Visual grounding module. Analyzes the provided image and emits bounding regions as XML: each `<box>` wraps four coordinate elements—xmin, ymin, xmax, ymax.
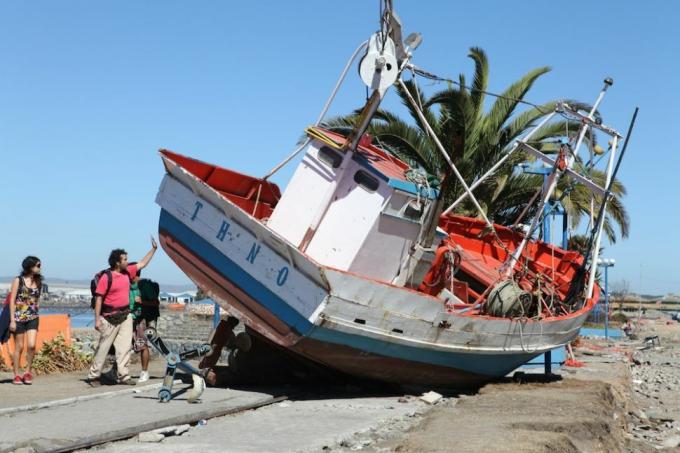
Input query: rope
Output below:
<box><xmin>516</xmin><ymin>316</ymin><xmax>544</xmax><ymax>353</ymax></box>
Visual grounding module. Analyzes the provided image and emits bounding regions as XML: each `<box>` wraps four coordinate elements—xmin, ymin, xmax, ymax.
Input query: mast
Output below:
<box><xmin>298</xmin><ymin>0</ymin><xmax>421</xmax><ymax>251</ymax></box>
<box><xmin>501</xmin><ymin>79</ymin><xmax>616</xmax><ymax>278</ymax></box>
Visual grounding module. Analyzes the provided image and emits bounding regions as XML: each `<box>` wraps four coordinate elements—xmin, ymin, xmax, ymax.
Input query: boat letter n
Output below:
<box><xmin>246</xmin><ymin>243</ymin><xmax>261</xmax><ymax>264</ymax></box>
<box><xmin>216</xmin><ymin>220</ymin><xmax>230</xmax><ymax>241</ymax></box>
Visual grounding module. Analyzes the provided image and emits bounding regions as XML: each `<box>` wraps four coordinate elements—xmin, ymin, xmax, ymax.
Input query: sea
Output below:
<box><xmin>42</xmin><ymin>307</ymin><xmax>94</xmax><ymax>329</ymax></box>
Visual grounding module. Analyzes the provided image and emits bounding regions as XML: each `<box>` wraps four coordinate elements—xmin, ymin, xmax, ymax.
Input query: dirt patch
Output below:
<box><xmin>376</xmin><ymin>378</ymin><xmax>631</xmax><ymax>453</ymax></box>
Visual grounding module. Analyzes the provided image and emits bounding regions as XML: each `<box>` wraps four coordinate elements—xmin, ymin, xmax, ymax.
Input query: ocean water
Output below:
<box><xmin>41</xmin><ymin>307</ymin><xmax>94</xmax><ymax>329</ymax></box>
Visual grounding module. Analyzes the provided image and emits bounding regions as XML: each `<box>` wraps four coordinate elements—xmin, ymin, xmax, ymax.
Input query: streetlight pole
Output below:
<box><xmin>598</xmin><ymin>258</ymin><xmax>616</xmax><ymax>339</ymax></box>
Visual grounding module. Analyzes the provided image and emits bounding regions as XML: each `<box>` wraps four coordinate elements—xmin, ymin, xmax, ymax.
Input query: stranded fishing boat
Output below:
<box><xmin>154</xmin><ymin>1</ymin><xmax>633</xmax><ymax>387</ymax></box>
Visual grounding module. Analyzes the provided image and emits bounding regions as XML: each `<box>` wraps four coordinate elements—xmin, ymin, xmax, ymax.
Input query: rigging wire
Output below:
<box><xmin>410</xmin><ymin>66</ymin><xmax>555</xmax><ymax>115</ymax></box>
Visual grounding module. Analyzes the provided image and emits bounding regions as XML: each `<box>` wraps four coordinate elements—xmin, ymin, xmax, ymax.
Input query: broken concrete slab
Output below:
<box><xmin>138</xmin><ymin>432</ymin><xmax>165</xmax><ymax>443</ymax></box>
<box><xmin>419</xmin><ymin>391</ymin><xmax>443</xmax><ymax>405</ymax></box>
<box><xmin>152</xmin><ymin>424</ymin><xmax>190</xmax><ymax>437</ymax></box>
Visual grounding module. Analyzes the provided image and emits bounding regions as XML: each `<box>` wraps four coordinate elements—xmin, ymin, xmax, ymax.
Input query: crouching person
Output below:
<box><xmin>87</xmin><ymin>240</ymin><xmax>157</xmax><ymax>386</ymax></box>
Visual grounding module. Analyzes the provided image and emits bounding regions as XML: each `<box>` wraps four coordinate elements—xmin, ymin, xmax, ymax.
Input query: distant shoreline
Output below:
<box><xmin>0</xmin><ymin>276</ymin><xmax>195</xmax><ymax>293</ymax></box>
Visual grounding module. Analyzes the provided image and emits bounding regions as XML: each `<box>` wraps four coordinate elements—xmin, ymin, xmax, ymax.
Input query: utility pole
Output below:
<box><xmin>598</xmin><ymin>258</ymin><xmax>615</xmax><ymax>339</ymax></box>
<box><xmin>638</xmin><ymin>264</ymin><xmax>643</xmax><ymax>323</ymax></box>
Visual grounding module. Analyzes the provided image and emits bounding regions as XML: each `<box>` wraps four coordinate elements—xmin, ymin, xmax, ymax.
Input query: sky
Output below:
<box><xmin>0</xmin><ymin>1</ymin><xmax>678</xmax><ymax>294</ymax></box>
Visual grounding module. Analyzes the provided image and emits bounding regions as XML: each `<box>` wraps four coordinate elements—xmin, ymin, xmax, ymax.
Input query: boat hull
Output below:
<box><xmin>159</xmin><ymin>226</ymin><xmax>536</xmax><ymax>388</ymax></box>
<box><xmin>155</xmin><ymin>156</ymin><xmax>597</xmax><ymax>388</ymax></box>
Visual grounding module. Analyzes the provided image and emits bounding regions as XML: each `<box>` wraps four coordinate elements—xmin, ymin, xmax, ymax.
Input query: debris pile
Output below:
<box><xmin>31</xmin><ymin>334</ymin><xmax>93</xmax><ymax>375</ymax></box>
<box><xmin>628</xmin><ymin>339</ymin><xmax>680</xmax><ymax>447</ymax></box>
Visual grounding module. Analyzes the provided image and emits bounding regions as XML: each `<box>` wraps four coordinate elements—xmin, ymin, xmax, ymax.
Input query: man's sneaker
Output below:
<box><xmin>22</xmin><ymin>371</ymin><xmax>33</xmax><ymax>385</ymax></box>
<box><xmin>12</xmin><ymin>375</ymin><xmax>23</xmax><ymax>385</ymax></box>
<box><xmin>119</xmin><ymin>378</ymin><xmax>136</xmax><ymax>386</ymax></box>
<box><xmin>86</xmin><ymin>378</ymin><xmax>101</xmax><ymax>387</ymax></box>
<box><xmin>138</xmin><ymin>371</ymin><xmax>150</xmax><ymax>383</ymax></box>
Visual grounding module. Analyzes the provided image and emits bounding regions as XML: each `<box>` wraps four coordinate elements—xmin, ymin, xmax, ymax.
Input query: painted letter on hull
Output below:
<box><xmin>156</xmin><ymin>175</ymin><xmax>328</xmax><ymax>335</ymax></box>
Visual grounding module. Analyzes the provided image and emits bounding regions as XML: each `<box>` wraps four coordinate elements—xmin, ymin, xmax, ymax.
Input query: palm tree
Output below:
<box><xmin>323</xmin><ymin>47</ymin><xmax>629</xmax><ymax>245</ymax></box>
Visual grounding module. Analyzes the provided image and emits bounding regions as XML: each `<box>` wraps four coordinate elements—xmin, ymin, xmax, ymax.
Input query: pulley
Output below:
<box><xmin>358</xmin><ymin>32</ymin><xmax>399</xmax><ymax>97</ymax></box>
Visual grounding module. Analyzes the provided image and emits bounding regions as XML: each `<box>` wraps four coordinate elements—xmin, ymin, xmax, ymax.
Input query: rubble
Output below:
<box><xmin>419</xmin><ymin>391</ymin><xmax>443</xmax><ymax>405</ymax></box>
<box><xmin>138</xmin><ymin>432</ymin><xmax>165</xmax><ymax>443</ymax></box>
<box><xmin>626</xmin><ymin>320</ymin><xmax>680</xmax><ymax>449</ymax></box>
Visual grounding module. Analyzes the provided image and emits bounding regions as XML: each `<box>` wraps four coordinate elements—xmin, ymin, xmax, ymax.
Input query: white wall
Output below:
<box><xmin>267</xmin><ymin>140</ymin><xmax>431</xmax><ymax>284</ymax></box>
<box><xmin>306</xmin><ymin>160</ymin><xmax>390</xmax><ymax>271</ymax></box>
<box><xmin>267</xmin><ymin>140</ymin><xmax>338</xmax><ymax>247</ymax></box>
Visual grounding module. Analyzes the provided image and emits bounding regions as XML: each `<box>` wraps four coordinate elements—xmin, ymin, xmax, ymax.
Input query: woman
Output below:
<box><xmin>8</xmin><ymin>256</ymin><xmax>43</xmax><ymax>385</ymax></box>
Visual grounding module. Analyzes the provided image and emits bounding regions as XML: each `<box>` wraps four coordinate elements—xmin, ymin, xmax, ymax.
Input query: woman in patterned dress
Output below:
<box><xmin>8</xmin><ymin>256</ymin><xmax>43</xmax><ymax>385</ymax></box>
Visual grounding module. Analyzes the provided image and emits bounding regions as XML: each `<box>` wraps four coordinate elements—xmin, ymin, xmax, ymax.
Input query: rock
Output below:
<box><xmin>14</xmin><ymin>448</ymin><xmax>36</xmax><ymax>453</ymax></box>
<box><xmin>138</xmin><ymin>432</ymin><xmax>165</xmax><ymax>443</ymax></box>
<box><xmin>419</xmin><ymin>391</ymin><xmax>443</xmax><ymax>405</ymax></box>
<box><xmin>648</xmin><ymin>411</ymin><xmax>675</xmax><ymax>423</ymax></box>
<box><xmin>632</xmin><ymin>410</ymin><xmax>649</xmax><ymax>420</ymax></box>
<box><xmin>662</xmin><ymin>435</ymin><xmax>680</xmax><ymax>448</ymax></box>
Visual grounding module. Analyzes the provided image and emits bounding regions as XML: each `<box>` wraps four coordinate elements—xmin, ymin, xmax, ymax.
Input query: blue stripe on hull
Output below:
<box><xmin>159</xmin><ymin>209</ymin><xmax>313</xmax><ymax>336</ymax></box>
<box><xmin>160</xmin><ymin>208</ymin><xmax>539</xmax><ymax>378</ymax></box>
<box><xmin>310</xmin><ymin>326</ymin><xmax>539</xmax><ymax>377</ymax></box>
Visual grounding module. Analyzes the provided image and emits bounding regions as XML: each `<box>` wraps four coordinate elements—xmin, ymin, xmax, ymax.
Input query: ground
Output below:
<box><xmin>2</xmin><ymin>317</ymin><xmax>680</xmax><ymax>452</ymax></box>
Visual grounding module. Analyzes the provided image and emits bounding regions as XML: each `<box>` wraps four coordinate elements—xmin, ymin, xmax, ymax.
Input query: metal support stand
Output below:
<box><xmin>145</xmin><ymin>327</ymin><xmax>212</xmax><ymax>403</ymax></box>
<box><xmin>521</xmin><ymin>166</ymin><xmax>567</xmax><ymax>375</ymax></box>
<box><xmin>213</xmin><ymin>301</ymin><xmax>221</xmax><ymax>329</ymax></box>
<box><xmin>544</xmin><ymin>350</ymin><xmax>552</xmax><ymax>375</ymax></box>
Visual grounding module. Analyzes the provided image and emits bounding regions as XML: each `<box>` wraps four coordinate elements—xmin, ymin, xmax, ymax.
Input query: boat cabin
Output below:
<box><xmin>267</xmin><ymin>127</ymin><xmax>439</xmax><ymax>283</ymax></box>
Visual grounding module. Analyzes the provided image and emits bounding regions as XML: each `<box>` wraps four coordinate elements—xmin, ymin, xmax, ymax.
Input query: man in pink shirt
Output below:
<box><xmin>87</xmin><ymin>238</ymin><xmax>158</xmax><ymax>386</ymax></box>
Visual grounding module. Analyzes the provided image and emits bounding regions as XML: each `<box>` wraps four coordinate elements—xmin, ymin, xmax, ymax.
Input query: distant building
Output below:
<box><xmin>159</xmin><ymin>290</ymin><xmax>197</xmax><ymax>304</ymax></box>
<box><xmin>174</xmin><ymin>292</ymin><xmax>195</xmax><ymax>303</ymax></box>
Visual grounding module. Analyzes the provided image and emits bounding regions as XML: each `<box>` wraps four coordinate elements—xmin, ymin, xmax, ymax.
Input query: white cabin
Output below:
<box><xmin>267</xmin><ymin>128</ymin><xmax>439</xmax><ymax>284</ymax></box>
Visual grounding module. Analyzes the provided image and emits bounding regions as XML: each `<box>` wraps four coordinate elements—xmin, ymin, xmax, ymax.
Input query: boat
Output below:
<box><xmin>154</xmin><ymin>1</ymin><xmax>630</xmax><ymax>388</ymax></box>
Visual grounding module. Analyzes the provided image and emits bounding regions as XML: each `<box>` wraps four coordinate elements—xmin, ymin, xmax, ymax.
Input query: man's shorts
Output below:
<box><xmin>133</xmin><ymin>317</ymin><xmax>157</xmax><ymax>352</ymax></box>
<box><xmin>15</xmin><ymin>317</ymin><xmax>39</xmax><ymax>334</ymax></box>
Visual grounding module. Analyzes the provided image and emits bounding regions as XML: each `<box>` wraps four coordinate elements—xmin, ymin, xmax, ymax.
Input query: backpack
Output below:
<box><xmin>90</xmin><ymin>270</ymin><xmax>113</xmax><ymax>309</ymax></box>
<box><xmin>3</xmin><ymin>276</ymin><xmax>24</xmax><ymax>306</ymax></box>
<box><xmin>138</xmin><ymin>278</ymin><xmax>160</xmax><ymax>304</ymax></box>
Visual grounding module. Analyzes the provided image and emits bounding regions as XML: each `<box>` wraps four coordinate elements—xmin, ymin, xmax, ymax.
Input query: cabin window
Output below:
<box><xmin>354</xmin><ymin>170</ymin><xmax>380</xmax><ymax>192</ymax></box>
<box><xmin>403</xmin><ymin>199</ymin><xmax>424</xmax><ymax>221</ymax></box>
<box><xmin>318</xmin><ymin>146</ymin><xmax>342</xmax><ymax>169</ymax></box>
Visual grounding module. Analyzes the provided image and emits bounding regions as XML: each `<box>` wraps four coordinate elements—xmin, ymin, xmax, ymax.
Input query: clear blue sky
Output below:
<box><xmin>0</xmin><ymin>1</ymin><xmax>677</xmax><ymax>294</ymax></box>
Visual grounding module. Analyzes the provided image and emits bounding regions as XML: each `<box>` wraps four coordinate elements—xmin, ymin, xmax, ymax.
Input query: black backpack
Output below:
<box><xmin>90</xmin><ymin>270</ymin><xmax>113</xmax><ymax>309</ymax></box>
<box><xmin>138</xmin><ymin>278</ymin><xmax>160</xmax><ymax>303</ymax></box>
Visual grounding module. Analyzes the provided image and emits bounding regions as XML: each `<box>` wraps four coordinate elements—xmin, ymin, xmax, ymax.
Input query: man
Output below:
<box><xmin>86</xmin><ymin>237</ymin><xmax>157</xmax><ymax>386</ymax></box>
<box><xmin>131</xmin><ymin>274</ymin><xmax>161</xmax><ymax>383</ymax></box>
